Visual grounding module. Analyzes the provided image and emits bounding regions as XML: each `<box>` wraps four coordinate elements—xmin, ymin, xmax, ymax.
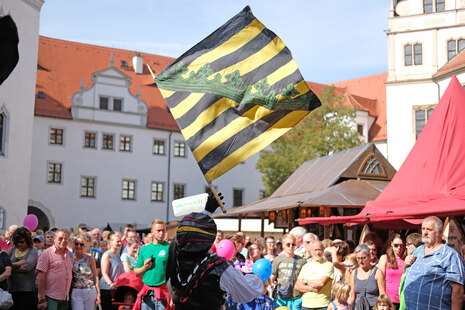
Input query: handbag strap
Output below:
<box><xmin>362</xmin><ymin>266</ymin><xmax>376</xmax><ymax>296</ymax></box>
<box><xmin>289</xmin><ymin>256</ymin><xmax>298</xmax><ymax>281</ymax></box>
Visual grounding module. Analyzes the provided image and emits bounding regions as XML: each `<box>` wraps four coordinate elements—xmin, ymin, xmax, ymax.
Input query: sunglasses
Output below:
<box><xmin>392</xmin><ymin>244</ymin><xmax>403</xmax><ymax>248</ymax></box>
<box><xmin>74</xmin><ymin>242</ymin><xmax>85</xmax><ymax>247</ymax></box>
<box><xmin>285</xmin><ymin>243</ymin><xmax>296</xmax><ymax>247</ymax></box>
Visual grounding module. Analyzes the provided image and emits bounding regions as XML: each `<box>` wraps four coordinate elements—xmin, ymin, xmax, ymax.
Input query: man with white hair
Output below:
<box><xmin>295</xmin><ymin>240</ymin><xmax>334</xmax><ymax>309</ymax></box>
<box><xmin>289</xmin><ymin>226</ymin><xmax>308</xmax><ymax>258</ymax></box>
<box><xmin>302</xmin><ymin>233</ymin><xmax>318</xmax><ymax>259</ymax></box>
<box><xmin>404</xmin><ymin>216</ymin><xmax>465</xmax><ymax>310</ymax></box>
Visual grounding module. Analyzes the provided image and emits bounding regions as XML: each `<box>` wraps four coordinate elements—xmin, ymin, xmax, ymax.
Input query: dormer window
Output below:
<box><xmin>99</xmin><ymin>97</ymin><xmax>108</xmax><ymax>110</ymax></box>
<box><xmin>121</xmin><ymin>60</ymin><xmax>128</xmax><ymax>68</ymax></box>
<box><xmin>359</xmin><ymin>154</ymin><xmax>387</xmax><ymax>177</ymax></box>
<box><xmin>113</xmin><ymin>98</ymin><xmax>122</xmax><ymax>111</ymax></box>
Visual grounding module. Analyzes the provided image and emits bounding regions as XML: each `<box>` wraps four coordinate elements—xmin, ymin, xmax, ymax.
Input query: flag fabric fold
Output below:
<box><xmin>155</xmin><ymin>6</ymin><xmax>321</xmax><ymax>182</ymax></box>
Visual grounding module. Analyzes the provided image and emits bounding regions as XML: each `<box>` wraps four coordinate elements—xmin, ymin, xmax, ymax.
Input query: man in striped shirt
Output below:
<box><xmin>404</xmin><ymin>216</ymin><xmax>465</xmax><ymax>310</ymax></box>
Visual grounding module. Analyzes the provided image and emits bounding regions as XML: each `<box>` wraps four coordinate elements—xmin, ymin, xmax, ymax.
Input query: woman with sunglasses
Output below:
<box><xmin>71</xmin><ymin>233</ymin><xmax>100</xmax><ymax>310</ymax></box>
<box><xmin>378</xmin><ymin>234</ymin><xmax>406</xmax><ymax>310</ymax></box>
<box><xmin>7</xmin><ymin>227</ymin><xmax>38</xmax><ymax>310</ymax></box>
<box><xmin>349</xmin><ymin>244</ymin><xmax>385</xmax><ymax>309</ymax></box>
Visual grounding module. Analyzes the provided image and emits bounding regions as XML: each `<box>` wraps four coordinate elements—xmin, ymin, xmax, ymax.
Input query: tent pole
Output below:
<box><xmin>261</xmin><ymin>212</ymin><xmax>265</xmax><ymax>237</ymax></box>
<box><xmin>238</xmin><ymin>214</ymin><xmax>242</xmax><ymax>232</ymax></box>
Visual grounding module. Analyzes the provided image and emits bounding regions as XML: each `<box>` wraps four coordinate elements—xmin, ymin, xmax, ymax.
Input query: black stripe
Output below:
<box><xmin>175</xmin><ymin>93</ymin><xmax>223</xmax><ymax>130</ymax></box>
<box><xmin>186</xmin><ymin>105</ymin><xmax>250</xmax><ymax>151</ymax></box>
<box><xmin>158</xmin><ymin>6</ymin><xmax>256</xmax><ymax>78</ymax></box>
<box><xmin>195</xmin><ymin>110</ymin><xmax>292</xmax><ymax>174</ymax></box>
<box><xmin>206</xmin><ymin>28</ymin><xmax>277</xmax><ymax>74</ymax></box>
<box><xmin>164</xmin><ymin>92</ymin><xmax>191</xmax><ymax>109</ymax></box>
<box><xmin>238</xmin><ymin>47</ymin><xmax>293</xmax><ymax>87</ymax></box>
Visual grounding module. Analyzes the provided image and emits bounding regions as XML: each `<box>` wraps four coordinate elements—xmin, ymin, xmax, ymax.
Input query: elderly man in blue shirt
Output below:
<box><xmin>404</xmin><ymin>216</ymin><xmax>465</xmax><ymax>310</ymax></box>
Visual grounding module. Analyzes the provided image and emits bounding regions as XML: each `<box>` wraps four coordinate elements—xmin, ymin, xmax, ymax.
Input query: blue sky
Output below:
<box><xmin>39</xmin><ymin>1</ymin><xmax>390</xmax><ymax>84</ymax></box>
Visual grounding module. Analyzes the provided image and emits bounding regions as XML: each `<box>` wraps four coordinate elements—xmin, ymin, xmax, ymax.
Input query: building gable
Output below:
<box><xmin>71</xmin><ymin>57</ymin><xmax>148</xmax><ymax>127</ymax></box>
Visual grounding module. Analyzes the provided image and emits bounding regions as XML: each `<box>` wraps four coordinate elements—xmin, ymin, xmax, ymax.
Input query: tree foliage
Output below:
<box><xmin>256</xmin><ymin>85</ymin><xmax>363</xmax><ymax>195</ymax></box>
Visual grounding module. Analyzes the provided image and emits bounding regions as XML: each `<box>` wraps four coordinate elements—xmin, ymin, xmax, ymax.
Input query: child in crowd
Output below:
<box><xmin>342</xmin><ymin>253</ymin><xmax>358</xmax><ymax>282</ymax></box>
<box><xmin>327</xmin><ymin>281</ymin><xmax>350</xmax><ymax>310</ymax></box>
<box><xmin>118</xmin><ymin>290</ymin><xmax>136</xmax><ymax>310</ymax></box>
<box><xmin>375</xmin><ymin>294</ymin><xmax>394</xmax><ymax>310</ymax></box>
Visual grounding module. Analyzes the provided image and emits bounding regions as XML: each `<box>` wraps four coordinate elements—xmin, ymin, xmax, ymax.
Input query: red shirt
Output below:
<box><xmin>36</xmin><ymin>246</ymin><xmax>73</xmax><ymax>300</ymax></box>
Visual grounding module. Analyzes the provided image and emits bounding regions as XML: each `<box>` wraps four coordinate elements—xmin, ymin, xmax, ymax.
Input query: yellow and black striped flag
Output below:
<box><xmin>155</xmin><ymin>6</ymin><xmax>321</xmax><ymax>182</ymax></box>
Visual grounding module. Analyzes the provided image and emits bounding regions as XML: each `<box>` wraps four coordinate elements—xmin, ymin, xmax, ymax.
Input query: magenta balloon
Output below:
<box><xmin>23</xmin><ymin>214</ymin><xmax>38</xmax><ymax>231</ymax></box>
<box><xmin>216</xmin><ymin>239</ymin><xmax>235</xmax><ymax>260</ymax></box>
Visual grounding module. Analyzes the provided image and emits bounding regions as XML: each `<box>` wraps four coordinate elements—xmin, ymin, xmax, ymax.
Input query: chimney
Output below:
<box><xmin>133</xmin><ymin>53</ymin><xmax>143</xmax><ymax>74</ymax></box>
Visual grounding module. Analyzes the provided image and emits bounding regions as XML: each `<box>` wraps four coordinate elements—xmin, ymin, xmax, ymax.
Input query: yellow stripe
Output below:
<box><xmin>159</xmin><ymin>89</ymin><xmax>175</xmax><ymax>98</ymax></box>
<box><xmin>204</xmin><ymin>111</ymin><xmax>309</xmax><ymax>182</ymax></box>
<box><xmin>266</xmin><ymin>59</ymin><xmax>298</xmax><ymax>86</ymax></box>
<box><xmin>192</xmin><ymin>105</ymin><xmax>274</xmax><ymax>162</ymax></box>
<box><xmin>186</xmin><ymin>19</ymin><xmax>265</xmax><ymax>74</ymax></box>
<box><xmin>218</xmin><ymin>36</ymin><xmax>286</xmax><ymax>83</ymax></box>
<box><xmin>176</xmin><ymin>226</ymin><xmax>216</xmax><ymax>236</ymax></box>
<box><xmin>170</xmin><ymin>93</ymin><xmax>205</xmax><ymax>119</ymax></box>
<box><xmin>181</xmin><ymin>97</ymin><xmax>239</xmax><ymax>141</ymax></box>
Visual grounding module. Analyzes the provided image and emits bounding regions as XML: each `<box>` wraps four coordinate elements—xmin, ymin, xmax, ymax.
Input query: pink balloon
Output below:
<box><xmin>23</xmin><ymin>214</ymin><xmax>38</xmax><ymax>231</ymax></box>
<box><xmin>216</xmin><ymin>239</ymin><xmax>235</xmax><ymax>261</ymax></box>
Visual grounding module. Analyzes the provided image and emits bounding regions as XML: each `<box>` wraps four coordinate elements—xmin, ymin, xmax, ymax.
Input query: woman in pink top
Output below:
<box><xmin>378</xmin><ymin>234</ymin><xmax>406</xmax><ymax>310</ymax></box>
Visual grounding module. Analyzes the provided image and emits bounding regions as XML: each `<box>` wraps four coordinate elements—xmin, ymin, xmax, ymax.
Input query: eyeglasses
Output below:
<box><xmin>344</xmin><ymin>262</ymin><xmax>357</xmax><ymax>268</ymax></box>
<box><xmin>356</xmin><ymin>256</ymin><xmax>368</xmax><ymax>261</ymax></box>
<box><xmin>392</xmin><ymin>244</ymin><xmax>403</xmax><ymax>248</ymax></box>
<box><xmin>74</xmin><ymin>242</ymin><xmax>85</xmax><ymax>247</ymax></box>
<box><xmin>304</xmin><ymin>241</ymin><xmax>312</xmax><ymax>244</ymax></box>
<box><xmin>406</xmin><ymin>242</ymin><xmax>412</xmax><ymax>246</ymax></box>
<box><xmin>285</xmin><ymin>243</ymin><xmax>296</xmax><ymax>247</ymax></box>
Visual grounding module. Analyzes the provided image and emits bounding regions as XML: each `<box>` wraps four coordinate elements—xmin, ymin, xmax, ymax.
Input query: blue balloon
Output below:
<box><xmin>252</xmin><ymin>258</ymin><xmax>272</xmax><ymax>282</ymax></box>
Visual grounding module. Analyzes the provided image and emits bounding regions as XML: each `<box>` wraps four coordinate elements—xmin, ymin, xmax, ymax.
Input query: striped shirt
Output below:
<box><xmin>404</xmin><ymin>242</ymin><xmax>465</xmax><ymax>310</ymax></box>
<box><xmin>36</xmin><ymin>246</ymin><xmax>73</xmax><ymax>301</ymax></box>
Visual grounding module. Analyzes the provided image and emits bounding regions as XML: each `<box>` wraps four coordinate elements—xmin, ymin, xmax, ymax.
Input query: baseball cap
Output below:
<box><xmin>78</xmin><ymin>223</ymin><xmax>88</xmax><ymax>231</ymax></box>
<box><xmin>33</xmin><ymin>235</ymin><xmax>44</xmax><ymax>242</ymax></box>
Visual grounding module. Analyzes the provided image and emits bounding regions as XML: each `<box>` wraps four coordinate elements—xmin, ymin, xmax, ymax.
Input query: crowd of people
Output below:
<box><xmin>0</xmin><ymin>213</ymin><xmax>462</xmax><ymax>310</ymax></box>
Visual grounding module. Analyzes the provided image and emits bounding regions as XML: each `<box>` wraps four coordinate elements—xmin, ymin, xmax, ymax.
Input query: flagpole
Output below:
<box><xmin>208</xmin><ymin>182</ymin><xmax>227</xmax><ymax>214</ymax></box>
<box><xmin>147</xmin><ymin>64</ymin><xmax>156</xmax><ymax>79</ymax></box>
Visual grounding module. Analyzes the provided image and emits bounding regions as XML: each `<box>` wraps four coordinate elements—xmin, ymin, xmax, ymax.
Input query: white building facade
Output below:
<box><xmin>0</xmin><ymin>0</ymin><xmax>43</xmax><ymax>229</ymax></box>
<box><xmin>386</xmin><ymin>0</ymin><xmax>465</xmax><ymax>169</ymax></box>
<box><xmin>29</xmin><ymin>55</ymin><xmax>266</xmax><ymax>231</ymax></box>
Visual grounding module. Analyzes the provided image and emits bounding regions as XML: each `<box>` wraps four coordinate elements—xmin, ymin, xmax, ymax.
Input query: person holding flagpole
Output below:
<box><xmin>165</xmin><ymin>194</ymin><xmax>264</xmax><ymax>310</ymax></box>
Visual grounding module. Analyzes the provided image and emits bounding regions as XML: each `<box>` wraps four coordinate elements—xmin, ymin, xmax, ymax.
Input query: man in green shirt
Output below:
<box><xmin>134</xmin><ymin>219</ymin><xmax>170</xmax><ymax>310</ymax></box>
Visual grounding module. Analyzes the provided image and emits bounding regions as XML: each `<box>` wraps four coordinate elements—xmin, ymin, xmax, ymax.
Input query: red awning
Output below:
<box><xmin>299</xmin><ymin>76</ymin><xmax>465</xmax><ymax>227</ymax></box>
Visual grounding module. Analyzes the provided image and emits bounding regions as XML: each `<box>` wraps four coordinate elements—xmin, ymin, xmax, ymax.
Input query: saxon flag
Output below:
<box><xmin>155</xmin><ymin>6</ymin><xmax>321</xmax><ymax>182</ymax></box>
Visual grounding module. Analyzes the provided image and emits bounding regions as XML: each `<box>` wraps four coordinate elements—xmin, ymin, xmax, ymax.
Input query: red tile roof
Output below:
<box><xmin>36</xmin><ymin>36</ymin><xmax>179</xmax><ymax>131</ymax></box>
<box><xmin>331</xmin><ymin>73</ymin><xmax>388</xmax><ymax>141</ymax></box>
<box><xmin>35</xmin><ymin>36</ymin><xmax>387</xmax><ymax>141</ymax></box>
<box><xmin>433</xmin><ymin>49</ymin><xmax>465</xmax><ymax>79</ymax></box>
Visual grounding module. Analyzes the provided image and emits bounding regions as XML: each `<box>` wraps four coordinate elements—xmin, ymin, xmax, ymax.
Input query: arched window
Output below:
<box><xmin>359</xmin><ymin>154</ymin><xmax>387</xmax><ymax>177</ymax></box>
